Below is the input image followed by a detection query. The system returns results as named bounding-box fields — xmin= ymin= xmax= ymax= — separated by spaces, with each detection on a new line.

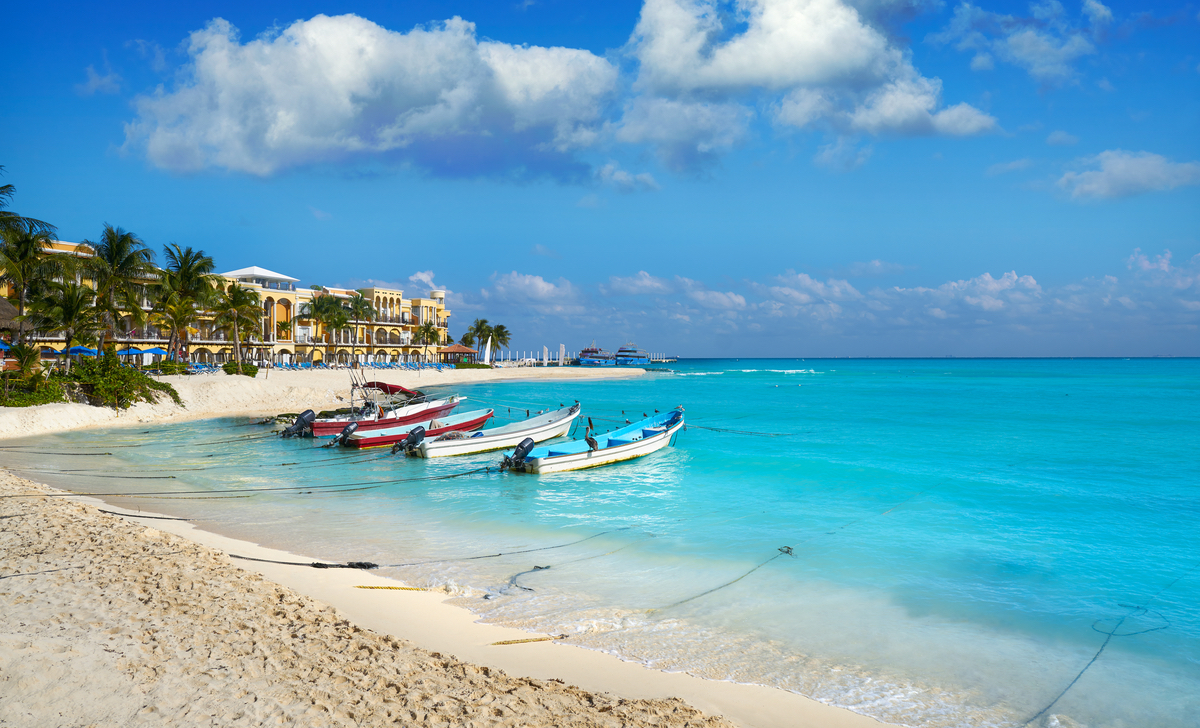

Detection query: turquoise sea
xmin=6 ymin=358 xmax=1199 ymax=727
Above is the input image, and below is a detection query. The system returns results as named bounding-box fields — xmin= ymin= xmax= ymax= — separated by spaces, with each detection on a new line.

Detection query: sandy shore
xmin=0 ymin=366 xmax=644 ymax=441
xmin=0 ymin=369 xmax=886 ymax=728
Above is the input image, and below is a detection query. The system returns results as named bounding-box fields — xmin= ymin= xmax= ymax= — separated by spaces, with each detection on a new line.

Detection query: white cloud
xmin=408 ymin=270 xmax=438 ymax=289
xmin=597 ymin=162 xmax=660 ymax=192
xmin=1058 ymin=150 xmax=1200 ymax=200
xmin=814 ymin=137 xmax=873 ymax=170
xmin=987 ymin=158 xmax=1032 ymax=176
xmin=676 ymin=276 xmax=747 ymax=309
xmin=777 ymin=271 xmax=862 ymax=300
xmin=77 ymin=62 xmax=121 ymax=95
xmin=606 ymin=271 xmax=673 ymax=295
xmin=488 ymin=271 xmax=579 ymax=304
xmin=1082 ymin=0 xmax=1113 ymax=29
xmin=930 ymin=2 xmax=1098 ymax=85
xmin=629 ymin=0 xmax=994 ymax=144
xmin=1046 ymin=130 xmax=1078 ymax=146
xmin=125 ymin=14 xmax=617 ymax=176
xmin=615 ymin=97 xmax=750 ymax=170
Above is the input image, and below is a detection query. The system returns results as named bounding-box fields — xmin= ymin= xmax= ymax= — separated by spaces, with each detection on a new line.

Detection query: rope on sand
xmin=489 ymin=635 xmax=568 ymax=646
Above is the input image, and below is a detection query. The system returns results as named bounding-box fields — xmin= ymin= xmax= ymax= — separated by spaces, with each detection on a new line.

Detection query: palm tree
xmin=211 ymin=284 xmax=261 ymax=373
xmin=83 ymin=225 xmax=156 ymax=352
xmin=468 ymin=319 xmax=492 ymax=349
xmin=8 ymin=343 xmax=42 ymax=381
xmin=155 ymin=244 xmax=216 ymax=360
xmin=0 ymin=166 xmax=55 ymax=237
xmin=30 ymin=281 xmax=101 ymax=373
xmin=0 ymin=228 xmax=69 ymax=343
xmin=415 ymin=320 xmax=439 ymax=362
xmin=459 ymin=330 xmax=476 ymax=348
xmin=348 ymin=292 xmax=375 ymax=361
xmin=490 ymin=324 xmax=511 ymax=352
xmin=301 ymin=294 xmax=349 ymax=364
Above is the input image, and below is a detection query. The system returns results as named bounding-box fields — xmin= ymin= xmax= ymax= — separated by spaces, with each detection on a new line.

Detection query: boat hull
xmin=522 ymin=416 xmax=683 ymax=473
xmin=310 ymin=397 xmax=460 ymax=437
xmin=344 ymin=409 xmax=493 ymax=449
xmin=417 ymin=405 xmax=579 ymax=458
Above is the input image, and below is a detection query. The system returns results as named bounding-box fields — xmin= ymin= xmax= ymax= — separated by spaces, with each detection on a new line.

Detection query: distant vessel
xmin=615 ymin=343 xmax=651 ymax=366
xmin=579 ymin=343 xmax=615 ymax=367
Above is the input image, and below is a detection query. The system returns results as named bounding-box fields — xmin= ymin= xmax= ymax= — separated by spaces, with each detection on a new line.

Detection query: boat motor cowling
xmin=281 ymin=410 xmax=316 ymax=438
xmin=401 ymin=426 xmax=426 ymax=455
xmin=336 ymin=421 xmax=359 ymax=446
xmin=500 ymin=437 xmax=537 ymax=472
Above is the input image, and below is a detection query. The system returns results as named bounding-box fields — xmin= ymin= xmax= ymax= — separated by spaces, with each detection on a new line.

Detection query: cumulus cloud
xmin=614 ymin=97 xmax=751 ymax=171
xmin=597 ymin=162 xmax=660 ymax=192
xmin=1058 ymin=150 xmax=1200 ymax=200
xmin=77 ymin=58 xmax=121 ymax=96
xmin=485 ymin=271 xmax=581 ymax=310
xmin=605 ymin=271 xmax=673 ymax=295
xmin=627 ymin=0 xmax=994 ymax=146
xmin=408 ymin=270 xmax=438 ymax=289
xmin=124 ymin=14 xmax=617 ymax=176
xmin=930 ymin=2 xmax=1099 ymax=85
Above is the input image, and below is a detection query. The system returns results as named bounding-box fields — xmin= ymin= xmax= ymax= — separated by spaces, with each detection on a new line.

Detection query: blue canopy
xmin=116 ymin=347 xmax=143 ymax=355
xmin=141 ymin=347 xmax=169 ymax=355
xmin=67 ymin=346 xmax=98 ymax=356
xmin=0 ymin=341 xmax=10 ymax=351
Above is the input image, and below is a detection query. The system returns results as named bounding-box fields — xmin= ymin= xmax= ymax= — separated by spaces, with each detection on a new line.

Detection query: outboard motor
xmin=335 ymin=421 xmax=359 ymax=447
xmin=390 ymin=426 xmax=426 ymax=456
xmin=281 ymin=410 xmax=316 ymax=438
xmin=500 ymin=437 xmax=537 ymax=472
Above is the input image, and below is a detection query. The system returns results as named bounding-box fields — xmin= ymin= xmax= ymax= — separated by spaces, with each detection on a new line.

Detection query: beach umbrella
xmin=141 ymin=347 xmax=169 ymax=355
xmin=0 ymin=341 xmax=10 ymax=351
xmin=67 ymin=345 xmax=98 ymax=356
xmin=116 ymin=347 xmax=142 ymax=356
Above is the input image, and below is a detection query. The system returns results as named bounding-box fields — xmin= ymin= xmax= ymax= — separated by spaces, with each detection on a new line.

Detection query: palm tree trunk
xmin=232 ymin=320 xmax=241 ymax=373
xmin=17 ymin=288 xmax=26 ymax=345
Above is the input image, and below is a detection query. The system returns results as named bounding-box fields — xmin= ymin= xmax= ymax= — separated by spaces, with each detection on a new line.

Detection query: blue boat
xmin=500 ymin=408 xmax=685 ymax=473
xmin=615 ymin=343 xmax=651 ymax=366
xmin=578 ymin=343 xmax=615 ymax=367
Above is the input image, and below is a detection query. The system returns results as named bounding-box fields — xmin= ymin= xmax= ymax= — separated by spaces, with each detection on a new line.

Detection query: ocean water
xmin=6 ymin=358 xmax=1199 ymax=727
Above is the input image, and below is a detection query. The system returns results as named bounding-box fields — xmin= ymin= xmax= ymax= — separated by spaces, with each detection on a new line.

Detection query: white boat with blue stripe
xmin=500 ymin=408 xmax=684 ymax=474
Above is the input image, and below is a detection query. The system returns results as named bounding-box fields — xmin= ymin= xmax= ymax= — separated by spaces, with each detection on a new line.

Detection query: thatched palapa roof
xmin=0 ymin=298 xmax=19 ymax=331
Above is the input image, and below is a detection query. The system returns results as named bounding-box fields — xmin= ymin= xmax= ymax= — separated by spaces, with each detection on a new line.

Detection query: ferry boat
xmin=615 ymin=343 xmax=651 ymax=366
xmin=578 ymin=343 xmax=615 ymax=367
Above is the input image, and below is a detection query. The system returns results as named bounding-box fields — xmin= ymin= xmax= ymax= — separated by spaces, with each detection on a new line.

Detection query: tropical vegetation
xmin=460 ymin=318 xmax=511 ymax=357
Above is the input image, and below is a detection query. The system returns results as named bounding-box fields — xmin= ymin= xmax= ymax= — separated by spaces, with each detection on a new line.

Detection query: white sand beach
xmin=0 ymin=369 xmax=885 ymax=728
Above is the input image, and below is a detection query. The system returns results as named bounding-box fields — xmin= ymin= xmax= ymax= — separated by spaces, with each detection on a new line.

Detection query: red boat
xmin=310 ymin=395 xmax=463 ymax=437
xmin=364 ymin=381 xmax=419 ymax=397
xmin=342 ymin=409 xmax=494 ymax=449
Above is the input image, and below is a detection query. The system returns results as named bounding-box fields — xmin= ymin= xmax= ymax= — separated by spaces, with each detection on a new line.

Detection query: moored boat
xmin=615 ymin=343 xmax=651 ymax=366
xmin=342 ymin=408 xmax=494 ymax=449
xmin=500 ymin=408 xmax=684 ymax=474
xmin=310 ymin=395 xmax=463 ymax=437
xmin=579 ymin=343 xmax=615 ymax=367
xmin=413 ymin=403 xmax=581 ymax=458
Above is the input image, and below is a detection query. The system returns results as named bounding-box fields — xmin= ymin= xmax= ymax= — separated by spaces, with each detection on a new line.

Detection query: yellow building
xmin=2 ymin=244 xmax=452 ymax=364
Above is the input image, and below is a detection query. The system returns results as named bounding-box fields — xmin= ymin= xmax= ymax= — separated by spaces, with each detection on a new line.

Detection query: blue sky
xmin=3 ymin=0 xmax=1198 ymax=356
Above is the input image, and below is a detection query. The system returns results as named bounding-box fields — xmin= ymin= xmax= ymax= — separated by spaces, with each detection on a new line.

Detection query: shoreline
xmin=0 ymin=369 xmax=885 ymax=728
xmin=0 ymin=472 xmax=885 ymax=728
xmin=0 ymin=365 xmax=645 ymax=441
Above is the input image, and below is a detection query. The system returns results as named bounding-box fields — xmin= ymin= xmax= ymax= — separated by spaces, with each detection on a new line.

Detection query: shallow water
xmin=7 ymin=358 xmax=1199 ymax=727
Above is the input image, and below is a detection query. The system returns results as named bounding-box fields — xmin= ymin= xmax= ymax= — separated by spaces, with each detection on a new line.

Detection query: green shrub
xmin=68 ymin=349 xmax=183 ymax=410
xmin=0 ymin=378 xmax=66 ymax=407
xmin=223 ymin=361 xmax=258 ymax=377
xmin=453 ymin=362 xmax=492 ymax=369
xmin=151 ymin=360 xmax=188 ymax=375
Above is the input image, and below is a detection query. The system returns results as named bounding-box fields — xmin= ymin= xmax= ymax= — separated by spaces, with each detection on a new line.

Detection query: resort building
xmin=0 ymin=242 xmax=453 ymax=364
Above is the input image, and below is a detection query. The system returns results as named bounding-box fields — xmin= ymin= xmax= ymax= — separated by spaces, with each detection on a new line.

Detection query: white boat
xmin=414 ymin=404 xmax=581 ymax=458
xmin=501 ymin=408 xmax=684 ymax=474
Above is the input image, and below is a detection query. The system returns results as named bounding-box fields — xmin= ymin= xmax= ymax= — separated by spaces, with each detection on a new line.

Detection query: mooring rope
xmin=382 ymin=528 xmax=629 ymax=568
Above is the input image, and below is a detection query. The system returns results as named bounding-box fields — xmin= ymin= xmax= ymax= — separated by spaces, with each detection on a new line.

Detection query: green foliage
xmin=0 ymin=373 xmax=65 ymax=407
xmin=150 ymin=360 xmax=188 ymax=375
xmin=453 ymin=362 xmax=492 ymax=369
xmin=223 ymin=361 xmax=258 ymax=377
xmin=59 ymin=348 xmax=182 ymax=410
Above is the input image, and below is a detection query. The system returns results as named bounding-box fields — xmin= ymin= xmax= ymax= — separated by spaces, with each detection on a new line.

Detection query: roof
xmin=438 ymin=344 xmax=478 ymax=354
xmin=220 ymin=266 xmax=300 ymax=282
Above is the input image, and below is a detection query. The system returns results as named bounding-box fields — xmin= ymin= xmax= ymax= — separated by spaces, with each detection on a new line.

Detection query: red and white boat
xmin=342 ymin=408 xmax=494 ymax=449
xmin=310 ymin=394 xmax=463 ymax=437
